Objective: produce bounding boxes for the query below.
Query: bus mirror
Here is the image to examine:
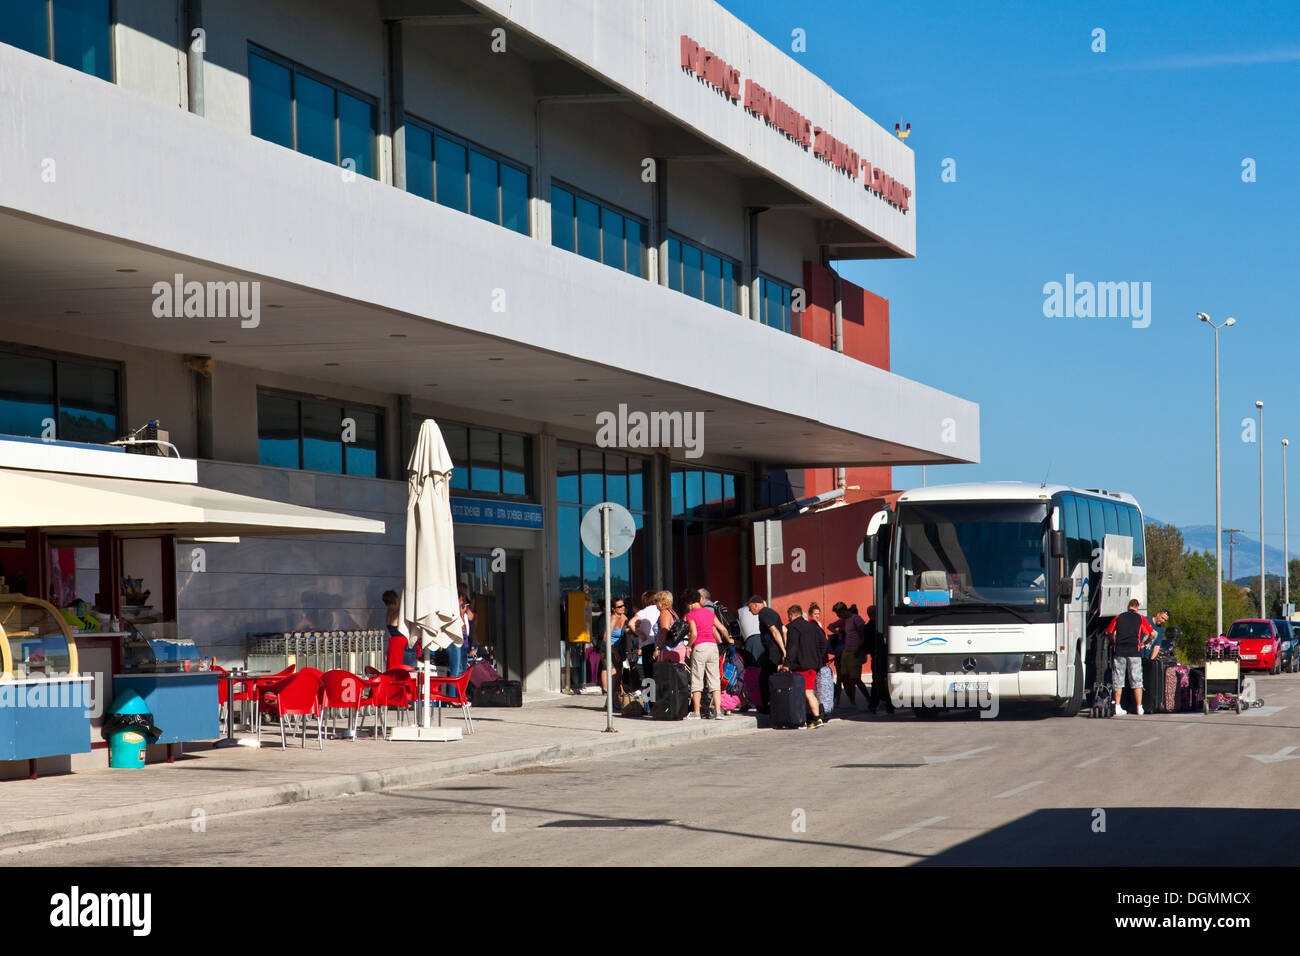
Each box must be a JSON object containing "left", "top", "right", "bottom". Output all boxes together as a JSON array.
[
  {"left": 1060, "top": 577, "right": 1074, "bottom": 603},
  {"left": 863, "top": 533, "right": 878, "bottom": 564},
  {"left": 1050, "top": 530, "right": 1065, "bottom": 558}
]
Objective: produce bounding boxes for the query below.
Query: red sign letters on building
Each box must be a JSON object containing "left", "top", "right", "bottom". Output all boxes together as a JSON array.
[{"left": 679, "top": 34, "right": 910, "bottom": 213}]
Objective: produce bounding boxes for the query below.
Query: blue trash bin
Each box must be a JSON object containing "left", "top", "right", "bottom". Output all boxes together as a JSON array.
[{"left": 103, "top": 691, "right": 159, "bottom": 769}]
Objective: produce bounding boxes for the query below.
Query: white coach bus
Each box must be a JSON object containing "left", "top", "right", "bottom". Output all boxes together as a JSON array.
[{"left": 862, "top": 482, "right": 1147, "bottom": 717}]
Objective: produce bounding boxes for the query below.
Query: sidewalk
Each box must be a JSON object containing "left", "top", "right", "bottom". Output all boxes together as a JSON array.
[{"left": 0, "top": 693, "right": 758, "bottom": 850}]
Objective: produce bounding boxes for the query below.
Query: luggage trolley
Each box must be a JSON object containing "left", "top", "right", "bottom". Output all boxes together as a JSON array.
[{"left": 1203, "top": 638, "right": 1264, "bottom": 714}]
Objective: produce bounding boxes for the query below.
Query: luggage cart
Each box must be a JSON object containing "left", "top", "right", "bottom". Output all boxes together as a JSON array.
[{"left": 1202, "top": 640, "right": 1264, "bottom": 714}]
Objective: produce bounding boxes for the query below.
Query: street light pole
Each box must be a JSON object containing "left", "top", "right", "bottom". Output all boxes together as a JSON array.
[
  {"left": 1284, "top": 438, "right": 1290, "bottom": 616},
  {"left": 1199, "top": 312, "right": 1234, "bottom": 637},
  {"left": 1257, "top": 401, "right": 1265, "bottom": 618}
]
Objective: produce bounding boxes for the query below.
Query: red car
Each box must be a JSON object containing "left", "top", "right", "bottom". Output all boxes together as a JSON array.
[{"left": 1226, "top": 619, "right": 1284, "bottom": 673}]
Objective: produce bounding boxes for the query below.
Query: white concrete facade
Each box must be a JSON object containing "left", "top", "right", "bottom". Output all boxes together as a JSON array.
[{"left": 0, "top": 0, "right": 973, "bottom": 692}]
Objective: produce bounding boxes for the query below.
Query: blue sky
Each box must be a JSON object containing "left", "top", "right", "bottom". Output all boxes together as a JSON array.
[{"left": 719, "top": 0, "right": 1300, "bottom": 554}]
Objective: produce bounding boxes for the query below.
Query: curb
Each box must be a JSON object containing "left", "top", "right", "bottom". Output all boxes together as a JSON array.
[{"left": 0, "top": 715, "right": 759, "bottom": 850}]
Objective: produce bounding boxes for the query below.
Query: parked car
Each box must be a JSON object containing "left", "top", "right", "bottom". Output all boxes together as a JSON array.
[
  {"left": 1272, "top": 619, "right": 1300, "bottom": 673},
  {"left": 1226, "top": 619, "right": 1283, "bottom": 673}
]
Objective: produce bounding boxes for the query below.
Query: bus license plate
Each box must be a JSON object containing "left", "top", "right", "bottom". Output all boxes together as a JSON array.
[{"left": 950, "top": 681, "right": 988, "bottom": 695}]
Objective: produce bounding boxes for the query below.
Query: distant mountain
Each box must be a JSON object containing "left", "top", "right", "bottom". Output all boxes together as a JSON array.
[{"left": 1157, "top": 522, "right": 1288, "bottom": 580}]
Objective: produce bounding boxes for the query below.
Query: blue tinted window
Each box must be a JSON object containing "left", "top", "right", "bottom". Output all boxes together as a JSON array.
[
  {"left": 601, "top": 208, "right": 624, "bottom": 269},
  {"left": 301, "top": 401, "right": 342, "bottom": 473},
  {"left": 1088, "top": 499, "right": 1106, "bottom": 555},
  {"left": 444, "top": 425, "right": 469, "bottom": 491},
  {"left": 405, "top": 125, "right": 433, "bottom": 200},
  {"left": 53, "top": 0, "right": 110, "bottom": 80},
  {"left": 682, "top": 245, "right": 702, "bottom": 300},
  {"left": 1, "top": 1, "right": 49, "bottom": 57},
  {"left": 580, "top": 449, "right": 604, "bottom": 504},
  {"left": 604, "top": 454, "right": 629, "bottom": 508},
  {"left": 702, "top": 253, "right": 722, "bottom": 307},
  {"left": 667, "top": 239, "right": 682, "bottom": 291},
  {"left": 576, "top": 197, "right": 600, "bottom": 261},
  {"left": 469, "top": 149, "right": 498, "bottom": 222},
  {"left": 1130, "top": 507, "right": 1146, "bottom": 566},
  {"left": 722, "top": 261, "right": 735, "bottom": 313},
  {"left": 556, "top": 444, "right": 579, "bottom": 503},
  {"left": 1102, "top": 501, "right": 1119, "bottom": 536},
  {"left": 629, "top": 463, "right": 645, "bottom": 512},
  {"left": 470, "top": 428, "right": 501, "bottom": 494},
  {"left": 722, "top": 474, "right": 737, "bottom": 513},
  {"left": 257, "top": 393, "right": 300, "bottom": 469},
  {"left": 624, "top": 219, "right": 644, "bottom": 277},
  {"left": 249, "top": 53, "right": 293, "bottom": 148},
  {"left": 551, "top": 186, "right": 574, "bottom": 252},
  {"left": 502, "top": 433, "right": 529, "bottom": 496},
  {"left": 685, "top": 470, "right": 704, "bottom": 515},
  {"left": 338, "top": 92, "right": 373, "bottom": 178},
  {"left": 559, "top": 506, "right": 581, "bottom": 590},
  {"left": 343, "top": 408, "right": 380, "bottom": 478},
  {"left": 295, "top": 73, "right": 336, "bottom": 164},
  {"left": 670, "top": 469, "right": 684, "bottom": 517},
  {"left": 764, "top": 278, "right": 784, "bottom": 330},
  {"left": 57, "top": 363, "right": 117, "bottom": 444},
  {"left": 501, "top": 164, "right": 528, "bottom": 235},
  {"left": 435, "top": 135, "right": 468, "bottom": 212},
  {"left": 704, "top": 470, "right": 723, "bottom": 518},
  {"left": 0, "top": 354, "right": 54, "bottom": 439}
]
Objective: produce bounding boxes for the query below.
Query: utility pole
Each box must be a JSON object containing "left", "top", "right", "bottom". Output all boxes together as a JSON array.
[{"left": 1224, "top": 529, "right": 1243, "bottom": 583}]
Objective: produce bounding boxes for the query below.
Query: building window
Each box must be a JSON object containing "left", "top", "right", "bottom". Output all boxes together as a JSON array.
[
  {"left": 760, "top": 274, "right": 799, "bottom": 335},
  {"left": 0, "top": 349, "right": 120, "bottom": 445},
  {"left": 257, "top": 391, "right": 384, "bottom": 477},
  {"left": 671, "top": 466, "right": 745, "bottom": 606},
  {"left": 433, "top": 422, "right": 534, "bottom": 499},
  {"left": 549, "top": 183, "right": 646, "bottom": 278},
  {"left": 404, "top": 122, "right": 530, "bottom": 235},
  {"left": 1, "top": 0, "right": 112, "bottom": 81},
  {"left": 248, "top": 46, "right": 377, "bottom": 178},
  {"left": 665, "top": 235, "right": 741, "bottom": 314},
  {"left": 556, "top": 445, "right": 650, "bottom": 600}
]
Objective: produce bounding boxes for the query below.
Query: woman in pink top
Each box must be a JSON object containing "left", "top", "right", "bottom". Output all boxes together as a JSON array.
[{"left": 683, "top": 588, "right": 730, "bottom": 720}]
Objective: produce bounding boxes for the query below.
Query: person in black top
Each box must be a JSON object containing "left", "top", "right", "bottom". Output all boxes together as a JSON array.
[
  {"left": 782, "top": 605, "right": 829, "bottom": 727},
  {"left": 1105, "top": 598, "right": 1157, "bottom": 716},
  {"left": 746, "top": 595, "right": 785, "bottom": 714},
  {"left": 865, "top": 605, "right": 895, "bottom": 713}
]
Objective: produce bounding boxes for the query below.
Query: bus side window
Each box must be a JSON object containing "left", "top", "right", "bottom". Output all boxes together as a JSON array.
[
  {"left": 1114, "top": 503, "right": 1131, "bottom": 547},
  {"left": 1130, "top": 505, "right": 1146, "bottom": 566},
  {"left": 1088, "top": 499, "right": 1106, "bottom": 569}
]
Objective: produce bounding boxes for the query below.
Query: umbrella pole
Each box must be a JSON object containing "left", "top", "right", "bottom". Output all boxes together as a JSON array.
[{"left": 603, "top": 504, "right": 616, "bottom": 733}]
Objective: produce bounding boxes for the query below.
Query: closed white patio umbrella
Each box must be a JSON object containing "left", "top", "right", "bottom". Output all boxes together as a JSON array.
[{"left": 394, "top": 419, "right": 464, "bottom": 741}]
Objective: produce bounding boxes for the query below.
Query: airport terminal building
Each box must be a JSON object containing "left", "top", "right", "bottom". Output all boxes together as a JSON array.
[{"left": 0, "top": 0, "right": 979, "bottom": 692}]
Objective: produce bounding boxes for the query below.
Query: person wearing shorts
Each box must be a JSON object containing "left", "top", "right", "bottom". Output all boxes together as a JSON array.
[
  {"left": 1105, "top": 598, "right": 1156, "bottom": 715},
  {"left": 682, "top": 588, "right": 729, "bottom": 720},
  {"left": 781, "top": 604, "right": 828, "bottom": 728}
]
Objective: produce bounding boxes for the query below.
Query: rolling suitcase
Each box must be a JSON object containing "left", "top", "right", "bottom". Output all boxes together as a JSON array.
[
  {"left": 1188, "top": 667, "right": 1206, "bottom": 712},
  {"left": 815, "top": 665, "right": 835, "bottom": 716},
  {"left": 769, "top": 671, "right": 807, "bottom": 728},
  {"left": 651, "top": 661, "right": 691, "bottom": 721},
  {"left": 1171, "top": 665, "right": 1191, "bottom": 712},
  {"left": 470, "top": 679, "right": 522, "bottom": 707},
  {"left": 1143, "top": 658, "right": 1168, "bottom": 714}
]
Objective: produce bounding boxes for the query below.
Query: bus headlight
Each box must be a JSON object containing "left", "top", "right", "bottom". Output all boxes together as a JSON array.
[
  {"left": 1022, "top": 653, "right": 1057, "bottom": 671},
  {"left": 891, "top": 656, "right": 913, "bottom": 673}
]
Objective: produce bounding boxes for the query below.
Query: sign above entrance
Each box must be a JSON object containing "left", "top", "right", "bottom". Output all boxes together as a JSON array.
[{"left": 449, "top": 497, "right": 543, "bottom": 530}]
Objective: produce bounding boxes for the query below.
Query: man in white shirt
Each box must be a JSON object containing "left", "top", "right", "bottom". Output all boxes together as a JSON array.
[
  {"left": 632, "top": 590, "right": 660, "bottom": 683},
  {"left": 736, "top": 603, "right": 761, "bottom": 665}
]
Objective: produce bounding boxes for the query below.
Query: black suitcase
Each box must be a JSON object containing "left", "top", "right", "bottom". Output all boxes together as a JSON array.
[
  {"left": 769, "top": 671, "right": 807, "bottom": 728},
  {"left": 651, "top": 662, "right": 691, "bottom": 720},
  {"left": 1143, "top": 658, "right": 1167, "bottom": 714},
  {"left": 470, "top": 679, "right": 522, "bottom": 707}
]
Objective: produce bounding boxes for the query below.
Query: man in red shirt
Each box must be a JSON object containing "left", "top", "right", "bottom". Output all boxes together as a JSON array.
[{"left": 1105, "top": 599, "right": 1157, "bottom": 715}]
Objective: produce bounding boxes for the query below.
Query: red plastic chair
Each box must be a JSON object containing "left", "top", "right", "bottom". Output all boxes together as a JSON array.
[
  {"left": 321, "top": 669, "right": 367, "bottom": 738},
  {"left": 387, "top": 634, "right": 410, "bottom": 671},
  {"left": 358, "top": 672, "right": 415, "bottom": 738},
  {"left": 427, "top": 669, "right": 475, "bottom": 735},
  {"left": 258, "top": 671, "right": 325, "bottom": 749}
]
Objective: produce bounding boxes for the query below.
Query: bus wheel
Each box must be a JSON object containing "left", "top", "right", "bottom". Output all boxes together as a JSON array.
[{"left": 1059, "top": 657, "right": 1084, "bottom": 717}]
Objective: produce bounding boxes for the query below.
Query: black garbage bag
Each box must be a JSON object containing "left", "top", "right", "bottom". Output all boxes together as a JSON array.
[{"left": 102, "top": 711, "right": 163, "bottom": 744}]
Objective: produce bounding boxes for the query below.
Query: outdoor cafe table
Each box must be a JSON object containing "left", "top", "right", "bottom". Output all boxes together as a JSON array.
[{"left": 215, "top": 670, "right": 282, "bottom": 748}]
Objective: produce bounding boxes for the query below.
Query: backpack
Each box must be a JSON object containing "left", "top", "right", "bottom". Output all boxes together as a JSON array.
[
  {"left": 710, "top": 601, "right": 743, "bottom": 643},
  {"left": 663, "top": 617, "right": 691, "bottom": 648}
]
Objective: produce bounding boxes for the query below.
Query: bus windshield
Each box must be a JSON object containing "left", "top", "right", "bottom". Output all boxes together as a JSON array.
[{"left": 894, "top": 500, "right": 1050, "bottom": 613}]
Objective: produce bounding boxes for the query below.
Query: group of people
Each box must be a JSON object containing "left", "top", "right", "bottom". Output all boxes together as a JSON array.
[{"left": 596, "top": 588, "right": 895, "bottom": 724}]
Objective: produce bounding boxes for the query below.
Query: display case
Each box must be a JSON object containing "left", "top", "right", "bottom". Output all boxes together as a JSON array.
[
  {"left": 0, "top": 594, "right": 79, "bottom": 680},
  {"left": 0, "top": 594, "right": 92, "bottom": 762},
  {"left": 119, "top": 620, "right": 202, "bottom": 674}
]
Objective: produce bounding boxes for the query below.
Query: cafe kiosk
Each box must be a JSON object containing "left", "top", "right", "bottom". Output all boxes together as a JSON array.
[{"left": 0, "top": 435, "right": 385, "bottom": 779}]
